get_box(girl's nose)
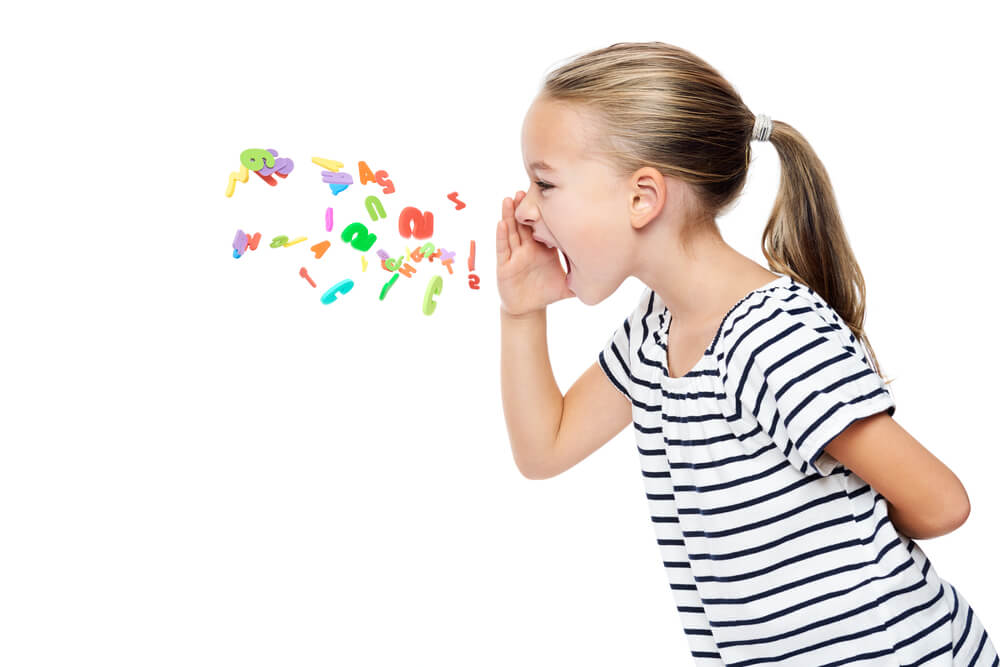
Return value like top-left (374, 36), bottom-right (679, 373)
top-left (514, 192), bottom-right (533, 226)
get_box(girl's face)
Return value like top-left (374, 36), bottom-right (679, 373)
top-left (515, 97), bottom-right (635, 305)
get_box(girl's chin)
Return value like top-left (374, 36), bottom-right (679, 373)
top-left (567, 268), bottom-right (585, 300)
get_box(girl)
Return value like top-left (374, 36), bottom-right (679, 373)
top-left (497, 42), bottom-right (996, 666)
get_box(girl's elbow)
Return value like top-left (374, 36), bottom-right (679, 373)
top-left (934, 491), bottom-right (971, 537)
top-left (938, 475), bottom-right (971, 533)
top-left (947, 495), bottom-right (971, 531)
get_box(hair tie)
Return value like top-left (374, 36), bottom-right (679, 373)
top-left (751, 113), bottom-right (773, 142)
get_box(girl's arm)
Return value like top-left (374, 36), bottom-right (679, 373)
top-left (824, 411), bottom-right (971, 540)
top-left (886, 501), bottom-right (962, 541)
top-left (499, 307), bottom-right (633, 480)
top-left (500, 307), bottom-right (565, 478)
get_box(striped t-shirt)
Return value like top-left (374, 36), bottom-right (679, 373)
top-left (599, 273), bottom-right (997, 666)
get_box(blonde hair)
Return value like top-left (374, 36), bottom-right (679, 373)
top-left (538, 41), bottom-right (893, 385)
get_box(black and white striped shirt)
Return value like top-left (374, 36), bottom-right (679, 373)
top-left (599, 274), bottom-right (997, 666)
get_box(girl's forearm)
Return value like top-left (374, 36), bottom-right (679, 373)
top-left (500, 307), bottom-right (563, 479)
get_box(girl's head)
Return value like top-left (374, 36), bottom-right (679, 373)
top-left (516, 41), bottom-right (890, 383)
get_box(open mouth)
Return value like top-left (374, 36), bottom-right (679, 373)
top-left (533, 234), bottom-right (572, 276)
top-left (532, 234), bottom-right (572, 279)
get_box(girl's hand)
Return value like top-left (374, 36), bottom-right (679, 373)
top-left (496, 190), bottom-right (574, 317)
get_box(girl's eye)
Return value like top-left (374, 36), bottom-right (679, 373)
top-left (534, 181), bottom-right (553, 191)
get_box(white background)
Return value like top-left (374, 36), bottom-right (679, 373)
top-left (2, 1), bottom-right (998, 665)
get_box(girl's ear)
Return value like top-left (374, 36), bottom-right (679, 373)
top-left (628, 168), bottom-right (667, 230)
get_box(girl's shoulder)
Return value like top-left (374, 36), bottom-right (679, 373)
top-left (717, 275), bottom-right (861, 370)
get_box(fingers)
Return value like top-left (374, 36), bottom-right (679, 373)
top-left (498, 192), bottom-right (532, 266)
top-left (503, 196), bottom-right (520, 252)
top-left (496, 197), bottom-right (516, 266)
top-left (496, 216), bottom-right (509, 265)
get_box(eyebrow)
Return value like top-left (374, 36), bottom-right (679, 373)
top-left (529, 160), bottom-right (555, 172)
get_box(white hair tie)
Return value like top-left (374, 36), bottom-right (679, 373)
top-left (751, 113), bottom-right (773, 142)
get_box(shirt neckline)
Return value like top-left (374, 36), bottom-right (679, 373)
top-left (654, 273), bottom-right (789, 383)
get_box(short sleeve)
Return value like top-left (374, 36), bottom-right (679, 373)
top-left (599, 314), bottom-right (633, 401)
top-left (598, 287), bottom-right (653, 403)
top-left (722, 301), bottom-right (896, 478)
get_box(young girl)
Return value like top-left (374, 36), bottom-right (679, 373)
top-left (497, 42), bottom-right (996, 666)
